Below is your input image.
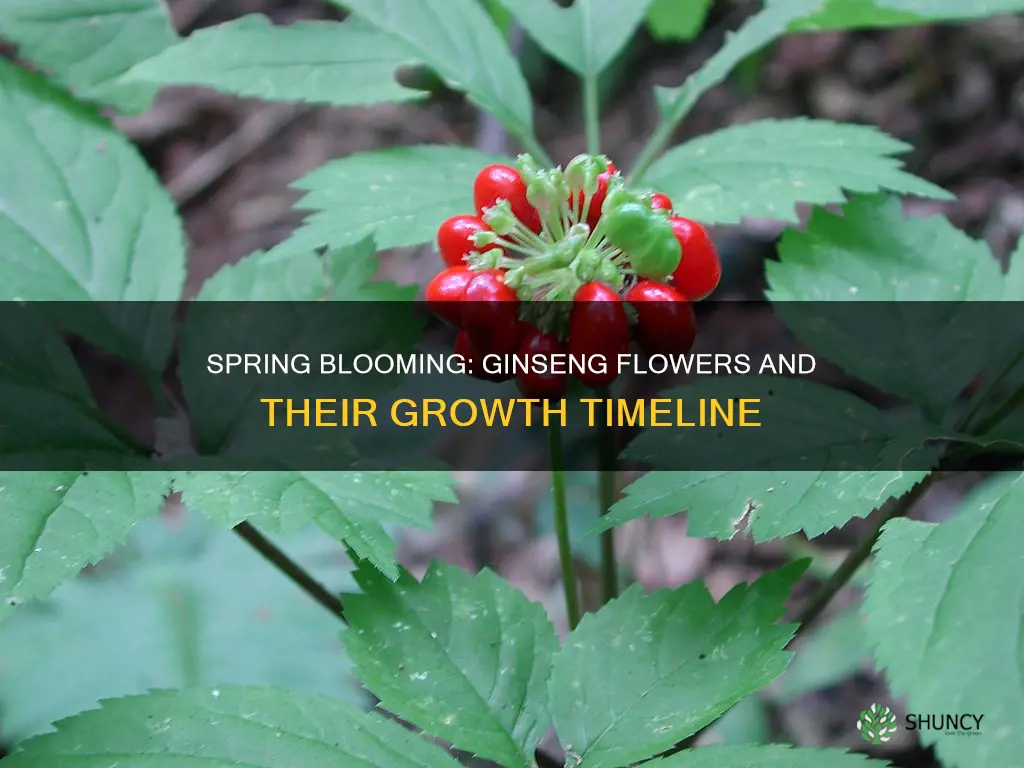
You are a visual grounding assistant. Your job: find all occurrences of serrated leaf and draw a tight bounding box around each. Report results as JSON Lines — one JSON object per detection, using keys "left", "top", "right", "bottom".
{"left": 644, "top": 0, "right": 824, "bottom": 163}
{"left": 0, "top": 472, "right": 169, "bottom": 626}
{"left": 865, "top": 471, "right": 1024, "bottom": 768}
{"left": 770, "top": 196, "right": 1001, "bottom": 301}
{"left": 775, "top": 608, "right": 870, "bottom": 702}
{"left": 0, "top": 303, "right": 144, "bottom": 464}
{"left": 646, "top": 119, "right": 949, "bottom": 225}
{"left": 122, "top": 15, "right": 425, "bottom": 107}
{"left": 548, "top": 563, "right": 806, "bottom": 767}
{"left": 648, "top": 744, "right": 890, "bottom": 767}
{"left": 343, "top": 560, "right": 557, "bottom": 767}
{"left": 3, "top": 686, "right": 463, "bottom": 767}
{"left": 280, "top": 145, "right": 507, "bottom": 252}
{"left": 331, "top": 0, "right": 534, "bottom": 140}
{"left": 0, "top": 303, "right": 92, "bottom": 401}
{"left": 646, "top": 0, "right": 714, "bottom": 41}
{"left": 181, "top": 237, "right": 422, "bottom": 460}
{"left": 492, "top": 0, "right": 653, "bottom": 77}
{"left": 0, "top": 61, "right": 185, "bottom": 378}
{"left": 0, "top": 0, "right": 177, "bottom": 113}
{"left": 621, "top": 376, "right": 940, "bottom": 473}
{"left": 195, "top": 237, "right": 413, "bottom": 302}
{"left": 195, "top": 249, "right": 333, "bottom": 302}
{"left": 791, "top": 0, "right": 1024, "bottom": 31}
{"left": 176, "top": 471, "right": 455, "bottom": 579}
{"left": 602, "top": 469, "right": 930, "bottom": 541}
{"left": 770, "top": 196, "right": 1009, "bottom": 413}
{"left": 0, "top": 512, "right": 363, "bottom": 742}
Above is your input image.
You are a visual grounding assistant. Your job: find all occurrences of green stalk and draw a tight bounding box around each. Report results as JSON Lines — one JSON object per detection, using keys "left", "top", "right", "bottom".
{"left": 583, "top": 71, "right": 601, "bottom": 156}
{"left": 598, "top": 417, "right": 618, "bottom": 606}
{"left": 597, "top": 389, "right": 618, "bottom": 604}
{"left": 548, "top": 422, "right": 581, "bottom": 629}
{"left": 627, "top": 117, "right": 677, "bottom": 185}
{"left": 970, "top": 386, "right": 1024, "bottom": 438}
{"left": 958, "top": 349, "right": 1024, "bottom": 433}
{"left": 580, "top": 71, "right": 616, "bottom": 603}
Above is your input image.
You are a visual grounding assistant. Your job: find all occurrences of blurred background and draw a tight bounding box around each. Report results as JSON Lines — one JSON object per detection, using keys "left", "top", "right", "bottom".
{"left": 2, "top": 0, "right": 1023, "bottom": 765}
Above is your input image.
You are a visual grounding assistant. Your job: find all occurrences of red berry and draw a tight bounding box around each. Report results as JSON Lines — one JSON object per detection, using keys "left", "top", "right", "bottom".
{"left": 568, "top": 281, "right": 629, "bottom": 389}
{"left": 516, "top": 327, "right": 568, "bottom": 400}
{"left": 462, "top": 269, "right": 523, "bottom": 356}
{"left": 437, "top": 215, "right": 494, "bottom": 268}
{"left": 455, "top": 329, "right": 510, "bottom": 382}
{"left": 625, "top": 280, "right": 696, "bottom": 354}
{"left": 649, "top": 192, "right": 673, "bottom": 212}
{"left": 668, "top": 216, "right": 721, "bottom": 301}
{"left": 426, "top": 266, "right": 474, "bottom": 326}
{"left": 473, "top": 164, "right": 542, "bottom": 233}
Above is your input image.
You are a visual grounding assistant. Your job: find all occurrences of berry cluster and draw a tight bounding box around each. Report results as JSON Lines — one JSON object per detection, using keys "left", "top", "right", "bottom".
{"left": 426, "top": 154, "right": 721, "bottom": 398}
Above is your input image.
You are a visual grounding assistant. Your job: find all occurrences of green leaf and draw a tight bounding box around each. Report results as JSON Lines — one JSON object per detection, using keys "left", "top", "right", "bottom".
{"left": 0, "top": 61, "right": 185, "bottom": 378}
{"left": 602, "top": 469, "right": 930, "bottom": 541}
{"left": 775, "top": 608, "right": 870, "bottom": 702}
{"left": 0, "top": 303, "right": 147, "bottom": 464}
{"left": 3, "top": 686, "right": 464, "bottom": 767}
{"left": 343, "top": 561, "right": 557, "bottom": 767}
{"left": 634, "top": 678, "right": 773, "bottom": 750}
{"left": 195, "top": 249, "right": 334, "bottom": 302}
{"left": 492, "top": 0, "right": 654, "bottom": 77}
{"left": 705, "top": 695, "right": 772, "bottom": 745}
{"left": 0, "top": 512, "right": 364, "bottom": 742}
{"left": 0, "top": 304, "right": 92, "bottom": 402}
{"left": 646, "top": 119, "right": 949, "bottom": 225}
{"left": 195, "top": 237, "right": 413, "bottom": 302}
{"left": 176, "top": 471, "right": 455, "bottom": 579}
{"left": 644, "top": 0, "right": 825, "bottom": 166}
{"left": 621, "top": 376, "right": 940, "bottom": 473}
{"left": 646, "top": 0, "right": 714, "bottom": 41}
{"left": 770, "top": 195, "right": 1001, "bottom": 301}
{"left": 280, "top": 145, "right": 507, "bottom": 252}
{"left": 331, "top": 0, "right": 534, "bottom": 141}
{"left": 865, "top": 471, "right": 1024, "bottom": 768}
{"left": 122, "top": 15, "right": 425, "bottom": 107}
{"left": 547, "top": 563, "right": 806, "bottom": 767}
{"left": 481, "top": 0, "right": 515, "bottom": 33}
{"left": 0, "top": 472, "right": 169, "bottom": 626}
{"left": 648, "top": 744, "right": 890, "bottom": 767}
{"left": 179, "top": 241, "right": 423, "bottom": 470}
{"left": 769, "top": 196, "right": 1007, "bottom": 413}
{"left": 792, "top": 0, "right": 1024, "bottom": 31}
{"left": 0, "top": 0, "right": 177, "bottom": 113}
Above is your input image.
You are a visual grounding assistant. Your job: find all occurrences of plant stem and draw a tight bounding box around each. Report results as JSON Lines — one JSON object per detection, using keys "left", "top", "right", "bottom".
{"left": 597, "top": 390, "right": 618, "bottom": 604}
{"left": 583, "top": 72, "right": 601, "bottom": 156}
{"left": 968, "top": 385, "right": 1024, "bottom": 438}
{"left": 624, "top": 4, "right": 750, "bottom": 185}
{"left": 791, "top": 471, "right": 934, "bottom": 639}
{"left": 958, "top": 349, "right": 1024, "bottom": 432}
{"left": 233, "top": 521, "right": 348, "bottom": 623}
{"left": 548, "top": 422, "right": 581, "bottom": 629}
{"left": 627, "top": 117, "right": 677, "bottom": 185}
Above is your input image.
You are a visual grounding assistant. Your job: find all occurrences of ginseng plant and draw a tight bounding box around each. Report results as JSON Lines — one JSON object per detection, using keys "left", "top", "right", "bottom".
{"left": 1, "top": 1, "right": 1022, "bottom": 768}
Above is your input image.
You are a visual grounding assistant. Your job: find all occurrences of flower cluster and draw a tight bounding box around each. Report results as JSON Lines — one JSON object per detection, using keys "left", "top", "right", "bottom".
{"left": 426, "top": 154, "right": 721, "bottom": 398}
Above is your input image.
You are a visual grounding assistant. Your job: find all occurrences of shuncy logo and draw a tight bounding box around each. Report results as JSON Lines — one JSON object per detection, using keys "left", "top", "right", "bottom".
{"left": 857, "top": 704, "right": 899, "bottom": 744}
